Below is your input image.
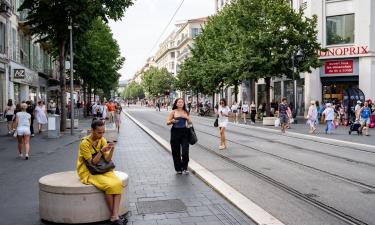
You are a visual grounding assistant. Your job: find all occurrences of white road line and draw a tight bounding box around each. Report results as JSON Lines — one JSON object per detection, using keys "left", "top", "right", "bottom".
{"left": 124, "top": 111, "right": 285, "bottom": 225}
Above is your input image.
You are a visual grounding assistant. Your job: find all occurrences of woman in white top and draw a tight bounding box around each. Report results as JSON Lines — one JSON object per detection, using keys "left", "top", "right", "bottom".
{"left": 306, "top": 100, "right": 318, "bottom": 134}
{"left": 35, "top": 101, "right": 48, "bottom": 133}
{"left": 217, "top": 99, "right": 230, "bottom": 150}
{"left": 322, "top": 103, "right": 335, "bottom": 134}
{"left": 231, "top": 101, "right": 239, "bottom": 124}
{"left": 14, "top": 103, "right": 31, "bottom": 159}
{"left": 241, "top": 101, "right": 249, "bottom": 124}
{"left": 4, "top": 99, "right": 16, "bottom": 134}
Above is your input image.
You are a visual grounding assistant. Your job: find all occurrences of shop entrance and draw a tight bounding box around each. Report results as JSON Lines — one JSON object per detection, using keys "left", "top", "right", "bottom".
{"left": 321, "top": 77, "right": 359, "bottom": 104}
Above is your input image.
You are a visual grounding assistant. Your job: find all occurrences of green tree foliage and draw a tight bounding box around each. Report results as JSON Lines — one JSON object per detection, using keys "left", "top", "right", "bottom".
{"left": 75, "top": 18, "right": 125, "bottom": 98}
{"left": 141, "top": 67, "right": 176, "bottom": 98}
{"left": 19, "top": 0, "right": 133, "bottom": 130}
{"left": 179, "top": 0, "right": 322, "bottom": 115}
{"left": 123, "top": 82, "right": 145, "bottom": 100}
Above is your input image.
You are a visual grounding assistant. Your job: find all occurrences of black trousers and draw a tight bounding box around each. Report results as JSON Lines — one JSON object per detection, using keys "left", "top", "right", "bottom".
{"left": 250, "top": 110, "right": 256, "bottom": 123}
{"left": 170, "top": 127, "right": 189, "bottom": 172}
{"left": 30, "top": 117, "right": 34, "bottom": 135}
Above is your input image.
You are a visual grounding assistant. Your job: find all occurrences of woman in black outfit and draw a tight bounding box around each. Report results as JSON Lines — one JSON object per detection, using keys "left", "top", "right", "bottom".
{"left": 166, "top": 98, "right": 192, "bottom": 175}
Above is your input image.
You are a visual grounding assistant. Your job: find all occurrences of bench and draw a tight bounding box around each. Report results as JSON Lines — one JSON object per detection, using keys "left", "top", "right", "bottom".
{"left": 39, "top": 171, "right": 129, "bottom": 224}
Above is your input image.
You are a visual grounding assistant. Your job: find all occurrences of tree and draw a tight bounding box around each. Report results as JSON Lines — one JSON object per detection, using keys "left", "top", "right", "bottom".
{"left": 19, "top": 0, "right": 133, "bottom": 131}
{"left": 141, "top": 67, "right": 176, "bottom": 98}
{"left": 178, "top": 0, "right": 322, "bottom": 116}
{"left": 123, "top": 82, "right": 144, "bottom": 100}
{"left": 75, "top": 18, "right": 125, "bottom": 102}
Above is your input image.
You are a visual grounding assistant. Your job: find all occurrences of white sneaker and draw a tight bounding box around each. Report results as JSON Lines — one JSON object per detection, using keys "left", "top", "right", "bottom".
{"left": 182, "top": 170, "right": 189, "bottom": 175}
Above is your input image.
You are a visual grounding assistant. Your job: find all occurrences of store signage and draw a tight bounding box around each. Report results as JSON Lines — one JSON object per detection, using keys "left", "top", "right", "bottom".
{"left": 319, "top": 46, "right": 369, "bottom": 57}
{"left": 325, "top": 60, "right": 353, "bottom": 74}
{"left": 14, "top": 69, "right": 25, "bottom": 79}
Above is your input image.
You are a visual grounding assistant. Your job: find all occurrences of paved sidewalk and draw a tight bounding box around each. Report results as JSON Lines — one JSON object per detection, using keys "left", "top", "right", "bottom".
{"left": 117, "top": 117, "right": 256, "bottom": 225}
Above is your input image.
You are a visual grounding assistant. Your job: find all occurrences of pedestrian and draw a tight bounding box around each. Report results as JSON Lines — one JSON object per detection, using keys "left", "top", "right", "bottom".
{"left": 35, "top": 101, "right": 48, "bottom": 133}
{"left": 286, "top": 106, "right": 293, "bottom": 128}
{"left": 322, "top": 103, "right": 335, "bottom": 134}
{"left": 231, "top": 101, "right": 239, "bottom": 124}
{"left": 156, "top": 102, "right": 161, "bottom": 111}
{"left": 250, "top": 101, "right": 256, "bottom": 124}
{"left": 316, "top": 101, "right": 321, "bottom": 124}
{"left": 4, "top": 99, "right": 16, "bottom": 134}
{"left": 217, "top": 98, "right": 230, "bottom": 150}
{"left": 26, "top": 101, "right": 35, "bottom": 137}
{"left": 76, "top": 119, "right": 125, "bottom": 225}
{"left": 107, "top": 100, "right": 116, "bottom": 124}
{"left": 166, "top": 98, "right": 193, "bottom": 175}
{"left": 14, "top": 103, "right": 31, "bottom": 159}
{"left": 114, "top": 101, "right": 122, "bottom": 133}
{"left": 241, "top": 101, "right": 249, "bottom": 124}
{"left": 306, "top": 100, "right": 318, "bottom": 133}
{"left": 359, "top": 100, "right": 371, "bottom": 136}
{"left": 278, "top": 97, "right": 289, "bottom": 133}
{"left": 187, "top": 100, "right": 192, "bottom": 113}
{"left": 355, "top": 100, "right": 362, "bottom": 121}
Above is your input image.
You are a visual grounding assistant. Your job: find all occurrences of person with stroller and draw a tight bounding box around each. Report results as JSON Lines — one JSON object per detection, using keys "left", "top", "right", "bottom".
{"left": 359, "top": 100, "right": 371, "bottom": 136}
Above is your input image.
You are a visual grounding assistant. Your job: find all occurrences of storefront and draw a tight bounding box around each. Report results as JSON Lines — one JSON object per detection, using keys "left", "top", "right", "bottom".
{"left": 0, "top": 61, "right": 6, "bottom": 113}
{"left": 9, "top": 61, "right": 39, "bottom": 104}
{"left": 320, "top": 58, "right": 359, "bottom": 104}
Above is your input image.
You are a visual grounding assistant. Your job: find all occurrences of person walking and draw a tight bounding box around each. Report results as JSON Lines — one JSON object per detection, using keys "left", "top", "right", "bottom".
{"left": 14, "top": 103, "right": 31, "bottom": 159}
{"left": 250, "top": 101, "right": 256, "bottom": 124}
{"left": 107, "top": 100, "right": 116, "bottom": 124}
{"left": 231, "top": 101, "right": 239, "bottom": 124}
{"left": 278, "top": 98, "right": 289, "bottom": 133}
{"left": 166, "top": 98, "right": 192, "bottom": 175}
{"left": 322, "top": 103, "right": 335, "bottom": 134}
{"left": 35, "top": 101, "right": 48, "bottom": 134}
{"left": 114, "top": 101, "right": 122, "bottom": 133}
{"left": 241, "top": 101, "right": 249, "bottom": 124}
{"left": 77, "top": 119, "right": 125, "bottom": 225}
{"left": 26, "top": 101, "right": 35, "bottom": 137}
{"left": 217, "top": 99, "right": 230, "bottom": 150}
{"left": 359, "top": 100, "right": 371, "bottom": 136}
{"left": 4, "top": 99, "right": 16, "bottom": 134}
{"left": 306, "top": 100, "right": 318, "bottom": 134}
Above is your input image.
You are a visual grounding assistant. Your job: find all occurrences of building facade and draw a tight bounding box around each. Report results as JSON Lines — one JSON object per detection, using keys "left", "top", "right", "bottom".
{"left": 0, "top": 0, "right": 58, "bottom": 114}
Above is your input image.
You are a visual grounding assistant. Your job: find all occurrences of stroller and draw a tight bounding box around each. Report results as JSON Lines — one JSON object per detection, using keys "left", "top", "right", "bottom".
{"left": 348, "top": 120, "right": 362, "bottom": 135}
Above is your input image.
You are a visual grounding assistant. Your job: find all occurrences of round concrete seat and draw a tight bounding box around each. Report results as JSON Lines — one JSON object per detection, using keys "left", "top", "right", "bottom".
{"left": 262, "top": 117, "right": 277, "bottom": 126}
{"left": 39, "top": 171, "right": 129, "bottom": 224}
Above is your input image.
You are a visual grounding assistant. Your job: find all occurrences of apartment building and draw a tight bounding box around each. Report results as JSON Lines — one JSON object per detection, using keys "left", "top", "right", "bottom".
{"left": 0, "top": 0, "right": 58, "bottom": 113}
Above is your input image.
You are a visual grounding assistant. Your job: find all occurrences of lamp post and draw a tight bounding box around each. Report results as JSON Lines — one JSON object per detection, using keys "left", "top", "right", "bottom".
{"left": 68, "top": 17, "right": 74, "bottom": 135}
{"left": 291, "top": 49, "right": 303, "bottom": 118}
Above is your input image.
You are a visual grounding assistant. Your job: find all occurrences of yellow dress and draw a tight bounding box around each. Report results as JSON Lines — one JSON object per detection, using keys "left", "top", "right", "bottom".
{"left": 76, "top": 135, "right": 123, "bottom": 195}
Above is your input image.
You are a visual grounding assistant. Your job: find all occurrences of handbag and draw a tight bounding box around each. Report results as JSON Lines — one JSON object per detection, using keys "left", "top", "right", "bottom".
{"left": 83, "top": 140, "right": 115, "bottom": 175}
{"left": 188, "top": 125, "right": 198, "bottom": 145}
{"left": 214, "top": 116, "right": 219, "bottom": 127}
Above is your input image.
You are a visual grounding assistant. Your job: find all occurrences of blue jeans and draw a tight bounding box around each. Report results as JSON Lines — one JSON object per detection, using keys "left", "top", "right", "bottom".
{"left": 325, "top": 120, "right": 333, "bottom": 133}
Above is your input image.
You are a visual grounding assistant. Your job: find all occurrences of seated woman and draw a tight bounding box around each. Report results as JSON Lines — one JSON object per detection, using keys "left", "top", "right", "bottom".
{"left": 76, "top": 119, "right": 125, "bottom": 225}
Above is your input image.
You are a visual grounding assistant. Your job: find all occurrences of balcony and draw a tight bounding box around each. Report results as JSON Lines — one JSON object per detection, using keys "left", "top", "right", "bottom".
{"left": 0, "top": 0, "right": 12, "bottom": 17}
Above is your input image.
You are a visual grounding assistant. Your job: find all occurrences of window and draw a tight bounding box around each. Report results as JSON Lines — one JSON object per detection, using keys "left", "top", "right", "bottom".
{"left": 191, "top": 28, "right": 200, "bottom": 38}
{"left": 0, "top": 23, "right": 5, "bottom": 54}
{"left": 12, "top": 28, "right": 17, "bottom": 60}
{"left": 326, "top": 14, "right": 354, "bottom": 45}
{"left": 170, "top": 52, "right": 175, "bottom": 58}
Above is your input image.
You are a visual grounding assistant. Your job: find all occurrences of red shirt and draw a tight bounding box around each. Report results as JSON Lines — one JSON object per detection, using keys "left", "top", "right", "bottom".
{"left": 107, "top": 103, "right": 115, "bottom": 112}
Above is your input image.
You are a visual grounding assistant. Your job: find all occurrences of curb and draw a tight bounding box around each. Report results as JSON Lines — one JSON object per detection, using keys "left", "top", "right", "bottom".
{"left": 190, "top": 115, "right": 375, "bottom": 152}
{"left": 124, "top": 111, "right": 285, "bottom": 225}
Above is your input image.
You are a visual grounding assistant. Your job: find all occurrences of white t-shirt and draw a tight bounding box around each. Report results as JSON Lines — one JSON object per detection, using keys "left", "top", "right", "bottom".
{"left": 5, "top": 105, "right": 15, "bottom": 115}
{"left": 242, "top": 104, "right": 249, "bottom": 112}
{"left": 16, "top": 112, "right": 31, "bottom": 127}
{"left": 231, "top": 104, "right": 238, "bottom": 112}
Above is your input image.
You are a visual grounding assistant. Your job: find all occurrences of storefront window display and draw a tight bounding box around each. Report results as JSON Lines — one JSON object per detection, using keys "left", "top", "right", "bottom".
{"left": 14, "top": 83, "right": 20, "bottom": 104}
{"left": 257, "top": 84, "right": 267, "bottom": 108}
{"left": 284, "top": 80, "right": 294, "bottom": 108}
{"left": 273, "top": 81, "right": 281, "bottom": 103}
{"left": 30, "top": 87, "right": 37, "bottom": 103}
{"left": 322, "top": 82, "right": 358, "bottom": 104}
{"left": 296, "top": 79, "right": 305, "bottom": 117}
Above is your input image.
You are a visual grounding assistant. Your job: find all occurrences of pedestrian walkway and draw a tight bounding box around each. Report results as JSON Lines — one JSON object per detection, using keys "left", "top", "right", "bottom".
{"left": 116, "top": 117, "right": 256, "bottom": 225}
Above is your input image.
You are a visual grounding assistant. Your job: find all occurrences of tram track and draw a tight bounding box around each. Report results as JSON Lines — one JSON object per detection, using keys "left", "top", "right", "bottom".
{"left": 126, "top": 112, "right": 371, "bottom": 225}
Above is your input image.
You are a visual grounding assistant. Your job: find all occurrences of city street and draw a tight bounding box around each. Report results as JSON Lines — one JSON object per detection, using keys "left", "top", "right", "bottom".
{"left": 126, "top": 107, "right": 375, "bottom": 225}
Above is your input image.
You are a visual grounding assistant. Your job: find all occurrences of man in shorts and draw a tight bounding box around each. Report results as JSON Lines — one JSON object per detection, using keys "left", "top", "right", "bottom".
{"left": 360, "top": 100, "right": 371, "bottom": 136}
{"left": 278, "top": 97, "right": 289, "bottom": 133}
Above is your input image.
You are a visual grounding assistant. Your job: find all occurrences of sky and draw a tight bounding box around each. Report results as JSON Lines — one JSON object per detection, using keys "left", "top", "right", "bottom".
{"left": 109, "top": 0, "right": 215, "bottom": 81}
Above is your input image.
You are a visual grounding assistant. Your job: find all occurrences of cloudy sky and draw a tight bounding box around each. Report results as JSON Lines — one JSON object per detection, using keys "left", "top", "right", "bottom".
{"left": 109, "top": 0, "right": 215, "bottom": 81}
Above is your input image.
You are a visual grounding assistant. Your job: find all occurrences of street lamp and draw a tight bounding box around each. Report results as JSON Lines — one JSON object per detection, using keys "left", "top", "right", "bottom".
{"left": 291, "top": 49, "right": 303, "bottom": 118}
{"left": 68, "top": 17, "right": 74, "bottom": 135}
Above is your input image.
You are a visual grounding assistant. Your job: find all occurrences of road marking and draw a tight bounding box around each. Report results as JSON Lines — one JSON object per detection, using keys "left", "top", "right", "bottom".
{"left": 124, "top": 111, "right": 285, "bottom": 225}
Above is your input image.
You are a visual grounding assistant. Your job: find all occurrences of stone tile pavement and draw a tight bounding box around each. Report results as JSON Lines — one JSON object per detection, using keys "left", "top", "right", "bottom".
{"left": 114, "top": 117, "right": 256, "bottom": 225}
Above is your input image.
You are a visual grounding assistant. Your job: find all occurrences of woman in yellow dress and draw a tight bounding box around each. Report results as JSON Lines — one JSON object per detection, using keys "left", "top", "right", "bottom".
{"left": 76, "top": 119, "right": 125, "bottom": 225}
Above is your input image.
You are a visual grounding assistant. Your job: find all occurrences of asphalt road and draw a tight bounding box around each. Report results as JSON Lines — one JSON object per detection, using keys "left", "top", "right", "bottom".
{"left": 126, "top": 107, "right": 375, "bottom": 225}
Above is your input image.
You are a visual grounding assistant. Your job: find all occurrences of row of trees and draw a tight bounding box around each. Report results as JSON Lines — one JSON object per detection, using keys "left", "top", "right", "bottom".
{"left": 176, "top": 0, "right": 323, "bottom": 116}
{"left": 123, "top": 82, "right": 144, "bottom": 100}
{"left": 19, "top": 0, "right": 133, "bottom": 130}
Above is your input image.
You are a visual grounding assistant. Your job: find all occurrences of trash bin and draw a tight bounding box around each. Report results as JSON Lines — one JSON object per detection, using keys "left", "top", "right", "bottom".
{"left": 48, "top": 114, "right": 60, "bottom": 138}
